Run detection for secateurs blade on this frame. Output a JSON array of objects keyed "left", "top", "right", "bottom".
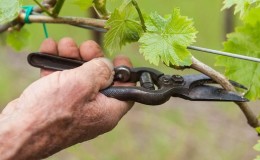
[{"left": 27, "top": 52, "right": 248, "bottom": 105}]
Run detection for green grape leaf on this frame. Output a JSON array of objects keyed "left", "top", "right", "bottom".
[
  {"left": 6, "top": 28, "right": 30, "bottom": 51},
  {"left": 104, "top": 1, "right": 143, "bottom": 54},
  {"left": 215, "top": 23, "right": 260, "bottom": 100},
  {"left": 222, "top": 0, "right": 260, "bottom": 17},
  {"left": 0, "top": 0, "right": 22, "bottom": 24},
  {"left": 73, "top": 0, "right": 92, "bottom": 10},
  {"left": 138, "top": 9, "right": 197, "bottom": 66}
]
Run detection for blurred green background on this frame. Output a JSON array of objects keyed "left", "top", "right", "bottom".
[{"left": 0, "top": 0, "right": 259, "bottom": 159}]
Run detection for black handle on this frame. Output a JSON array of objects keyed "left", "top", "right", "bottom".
[
  {"left": 101, "top": 86, "right": 172, "bottom": 105},
  {"left": 28, "top": 52, "right": 85, "bottom": 71}
]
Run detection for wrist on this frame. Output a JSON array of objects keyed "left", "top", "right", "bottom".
[{"left": 0, "top": 113, "right": 33, "bottom": 160}]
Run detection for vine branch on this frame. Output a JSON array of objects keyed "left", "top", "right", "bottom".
[
  {"left": 52, "top": 0, "right": 65, "bottom": 17},
  {"left": 132, "top": 0, "right": 146, "bottom": 31},
  {"left": 1, "top": 12, "right": 259, "bottom": 130},
  {"left": 0, "top": 22, "right": 14, "bottom": 33},
  {"left": 33, "top": 0, "right": 53, "bottom": 16},
  {"left": 18, "top": 13, "right": 106, "bottom": 28},
  {"left": 191, "top": 57, "right": 259, "bottom": 128}
]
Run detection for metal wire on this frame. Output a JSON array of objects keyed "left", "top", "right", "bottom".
[{"left": 188, "top": 46, "right": 260, "bottom": 63}]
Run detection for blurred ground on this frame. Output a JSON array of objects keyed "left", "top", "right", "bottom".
[{"left": 0, "top": 0, "right": 259, "bottom": 159}]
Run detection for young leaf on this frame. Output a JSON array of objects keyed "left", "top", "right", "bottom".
[
  {"left": 0, "top": 0, "right": 22, "bottom": 24},
  {"left": 73, "top": 0, "right": 93, "bottom": 10},
  {"left": 139, "top": 9, "right": 197, "bottom": 66},
  {"left": 215, "top": 23, "right": 260, "bottom": 100},
  {"left": 93, "top": 0, "right": 110, "bottom": 18},
  {"left": 222, "top": 0, "right": 260, "bottom": 17},
  {"left": 6, "top": 28, "right": 30, "bottom": 51},
  {"left": 104, "top": 1, "right": 143, "bottom": 54}
]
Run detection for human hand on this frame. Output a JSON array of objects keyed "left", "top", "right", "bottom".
[{"left": 0, "top": 38, "right": 134, "bottom": 160}]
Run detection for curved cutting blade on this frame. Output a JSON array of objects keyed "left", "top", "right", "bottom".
[
  {"left": 177, "top": 85, "right": 248, "bottom": 102},
  {"left": 183, "top": 74, "right": 247, "bottom": 90}
]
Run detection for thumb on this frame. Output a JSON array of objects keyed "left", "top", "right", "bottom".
[
  {"left": 58, "top": 57, "right": 114, "bottom": 97},
  {"left": 78, "top": 57, "right": 114, "bottom": 90},
  {"left": 17, "top": 58, "right": 114, "bottom": 108}
]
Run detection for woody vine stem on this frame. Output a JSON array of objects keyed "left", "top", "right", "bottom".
[{"left": 1, "top": 0, "right": 259, "bottom": 130}]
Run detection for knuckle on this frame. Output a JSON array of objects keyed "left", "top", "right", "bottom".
[
  {"left": 60, "top": 70, "right": 97, "bottom": 99},
  {"left": 91, "top": 58, "right": 113, "bottom": 82}
]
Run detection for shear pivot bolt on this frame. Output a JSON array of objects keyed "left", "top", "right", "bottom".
[
  {"left": 171, "top": 75, "right": 184, "bottom": 83},
  {"left": 114, "top": 66, "right": 131, "bottom": 82},
  {"left": 161, "top": 76, "right": 172, "bottom": 84}
]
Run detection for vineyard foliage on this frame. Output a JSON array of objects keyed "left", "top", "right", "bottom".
[
  {"left": 138, "top": 9, "right": 197, "bottom": 66},
  {"left": 104, "top": 1, "right": 143, "bottom": 54},
  {"left": 216, "top": 7, "right": 260, "bottom": 100},
  {"left": 222, "top": 0, "right": 260, "bottom": 16}
]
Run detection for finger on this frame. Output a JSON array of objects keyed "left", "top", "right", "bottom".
[
  {"left": 39, "top": 38, "right": 58, "bottom": 54},
  {"left": 107, "top": 96, "right": 134, "bottom": 120},
  {"left": 92, "top": 94, "right": 134, "bottom": 133},
  {"left": 79, "top": 40, "right": 104, "bottom": 61},
  {"left": 58, "top": 37, "right": 80, "bottom": 59},
  {"left": 113, "top": 55, "right": 134, "bottom": 86},
  {"left": 39, "top": 38, "right": 58, "bottom": 77}
]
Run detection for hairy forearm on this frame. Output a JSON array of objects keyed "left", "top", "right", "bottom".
[
  {"left": 0, "top": 100, "right": 104, "bottom": 160},
  {"left": 0, "top": 102, "right": 73, "bottom": 160},
  {"left": 6, "top": 117, "right": 75, "bottom": 160},
  {"left": 0, "top": 110, "right": 32, "bottom": 160}
]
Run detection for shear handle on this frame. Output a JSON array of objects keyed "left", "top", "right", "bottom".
[
  {"left": 28, "top": 52, "right": 164, "bottom": 83},
  {"left": 101, "top": 86, "right": 173, "bottom": 105},
  {"left": 28, "top": 52, "right": 84, "bottom": 71}
]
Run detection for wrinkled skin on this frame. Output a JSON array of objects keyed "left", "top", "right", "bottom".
[{"left": 0, "top": 38, "right": 134, "bottom": 160}]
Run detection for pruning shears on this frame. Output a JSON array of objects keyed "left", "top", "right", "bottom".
[{"left": 27, "top": 52, "right": 248, "bottom": 105}]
